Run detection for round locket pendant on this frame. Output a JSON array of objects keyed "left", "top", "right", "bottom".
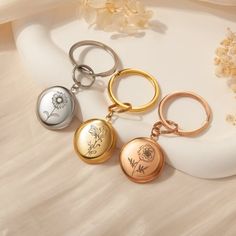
[
  {"left": 119, "top": 137, "right": 165, "bottom": 183},
  {"left": 74, "top": 119, "right": 116, "bottom": 164},
  {"left": 36, "top": 86, "right": 76, "bottom": 130}
]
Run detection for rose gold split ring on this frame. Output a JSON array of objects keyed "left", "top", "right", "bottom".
[{"left": 158, "top": 91, "right": 212, "bottom": 136}]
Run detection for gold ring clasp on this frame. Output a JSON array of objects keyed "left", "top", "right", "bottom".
[{"left": 108, "top": 68, "right": 160, "bottom": 112}]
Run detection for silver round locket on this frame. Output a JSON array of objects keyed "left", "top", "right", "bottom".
[
  {"left": 36, "top": 40, "right": 119, "bottom": 130},
  {"left": 36, "top": 86, "right": 76, "bottom": 130}
]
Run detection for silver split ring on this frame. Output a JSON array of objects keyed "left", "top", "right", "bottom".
[{"left": 69, "top": 40, "right": 119, "bottom": 77}]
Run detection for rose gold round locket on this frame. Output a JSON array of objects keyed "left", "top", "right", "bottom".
[{"left": 119, "top": 91, "right": 212, "bottom": 183}]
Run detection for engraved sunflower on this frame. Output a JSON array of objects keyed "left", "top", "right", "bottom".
[
  {"left": 52, "top": 92, "right": 68, "bottom": 109},
  {"left": 138, "top": 144, "right": 155, "bottom": 162}
]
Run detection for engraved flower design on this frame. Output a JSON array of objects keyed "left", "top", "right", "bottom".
[
  {"left": 89, "top": 125, "right": 106, "bottom": 140},
  {"left": 86, "top": 125, "right": 107, "bottom": 156},
  {"left": 52, "top": 92, "right": 68, "bottom": 109},
  {"left": 43, "top": 91, "right": 68, "bottom": 121},
  {"left": 138, "top": 144, "right": 155, "bottom": 162},
  {"left": 128, "top": 143, "right": 155, "bottom": 176}
]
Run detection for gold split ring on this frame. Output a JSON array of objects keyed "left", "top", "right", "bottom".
[{"left": 108, "top": 68, "right": 160, "bottom": 112}]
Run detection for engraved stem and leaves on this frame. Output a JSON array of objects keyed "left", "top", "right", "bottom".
[
  {"left": 43, "top": 92, "right": 68, "bottom": 121},
  {"left": 128, "top": 144, "right": 155, "bottom": 176},
  {"left": 86, "top": 125, "right": 107, "bottom": 156}
]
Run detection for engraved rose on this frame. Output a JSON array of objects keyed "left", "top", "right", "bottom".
[
  {"left": 128, "top": 144, "right": 155, "bottom": 176},
  {"left": 138, "top": 144, "right": 155, "bottom": 162}
]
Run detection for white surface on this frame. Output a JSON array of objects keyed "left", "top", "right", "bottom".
[
  {"left": 12, "top": 0, "right": 236, "bottom": 179},
  {"left": 3, "top": 26, "right": 236, "bottom": 236}
]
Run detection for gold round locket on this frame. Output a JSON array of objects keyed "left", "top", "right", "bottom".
[
  {"left": 74, "top": 68, "right": 160, "bottom": 164},
  {"left": 74, "top": 119, "right": 116, "bottom": 164}
]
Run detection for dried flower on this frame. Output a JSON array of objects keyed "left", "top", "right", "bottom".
[
  {"left": 77, "top": 0, "right": 153, "bottom": 34},
  {"left": 215, "top": 28, "right": 236, "bottom": 126},
  {"left": 226, "top": 114, "right": 236, "bottom": 126},
  {"left": 214, "top": 28, "right": 236, "bottom": 81}
]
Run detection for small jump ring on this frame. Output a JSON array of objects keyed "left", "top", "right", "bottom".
[
  {"left": 108, "top": 103, "right": 132, "bottom": 113},
  {"left": 72, "top": 64, "right": 96, "bottom": 88},
  {"left": 108, "top": 68, "right": 160, "bottom": 112},
  {"left": 69, "top": 40, "right": 119, "bottom": 77},
  {"left": 158, "top": 91, "right": 212, "bottom": 136}
]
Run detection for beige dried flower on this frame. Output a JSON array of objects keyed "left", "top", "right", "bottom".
[
  {"left": 226, "top": 114, "right": 236, "bottom": 126},
  {"left": 77, "top": 0, "right": 153, "bottom": 34},
  {"left": 214, "top": 28, "right": 236, "bottom": 81},
  {"left": 215, "top": 29, "right": 236, "bottom": 125}
]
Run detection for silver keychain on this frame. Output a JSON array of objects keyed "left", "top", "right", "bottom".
[{"left": 36, "top": 40, "right": 119, "bottom": 130}]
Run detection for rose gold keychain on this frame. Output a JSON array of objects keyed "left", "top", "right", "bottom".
[{"left": 119, "top": 91, "right": 212, "bottom": 183}]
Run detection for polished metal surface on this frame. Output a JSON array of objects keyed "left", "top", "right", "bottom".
[
  {"left": 37, "top": 40, "right": 119, "bottom": 130},
  {"left": 74, "top": 119, "right": 116, "bottom": 164},
  {"left": 120, "top": 137, "right": 165, "bottom": 183},
  {"left": 72, "top": 64, "right": 96, "bottom": 89},
  {"left": 108, "top": 68, "right": 160, "bottom": 112},
  {"left": 69, "top": 40, "right": 119, "bottom": 77},
  {"left": 36, "top": 86, "right": 76, "bottom": 130}
]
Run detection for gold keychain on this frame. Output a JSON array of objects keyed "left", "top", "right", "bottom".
[
  {"left": 74, "top": 68, "right": 160, "bottom": 164},
  {"left": 119, "top": 91, "right": 212, "bottom": 183}
]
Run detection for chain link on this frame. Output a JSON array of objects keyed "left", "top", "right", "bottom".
[
  {"left": 150, "top": 120, "right": 179, "bottom": 140},
  {"left": 70, "top": 83, "right": 81, "bottom": 94},
  {"left": 71, "top": 65, "right": 96, "bottom": 93},
  {"left": 105, "top": 103, "right": 132, "bottom": 122}
]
